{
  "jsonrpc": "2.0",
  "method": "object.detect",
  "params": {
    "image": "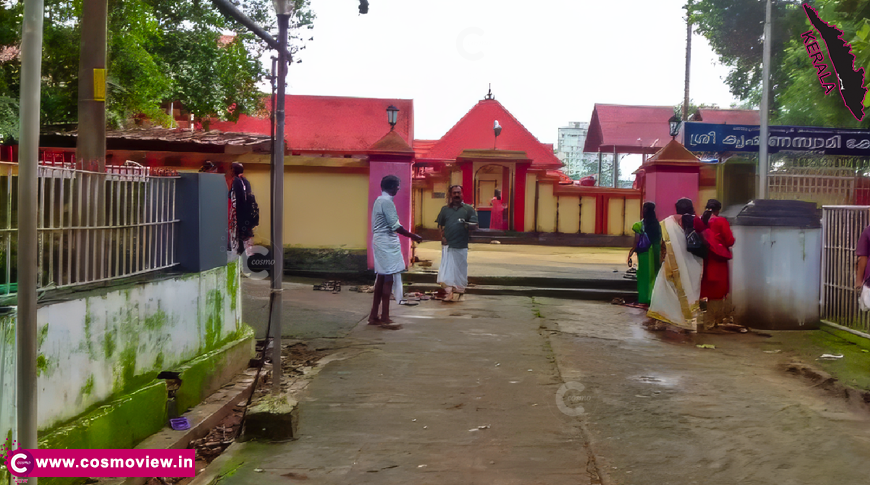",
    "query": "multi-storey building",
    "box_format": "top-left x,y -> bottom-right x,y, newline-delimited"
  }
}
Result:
556,121 -> 611,182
